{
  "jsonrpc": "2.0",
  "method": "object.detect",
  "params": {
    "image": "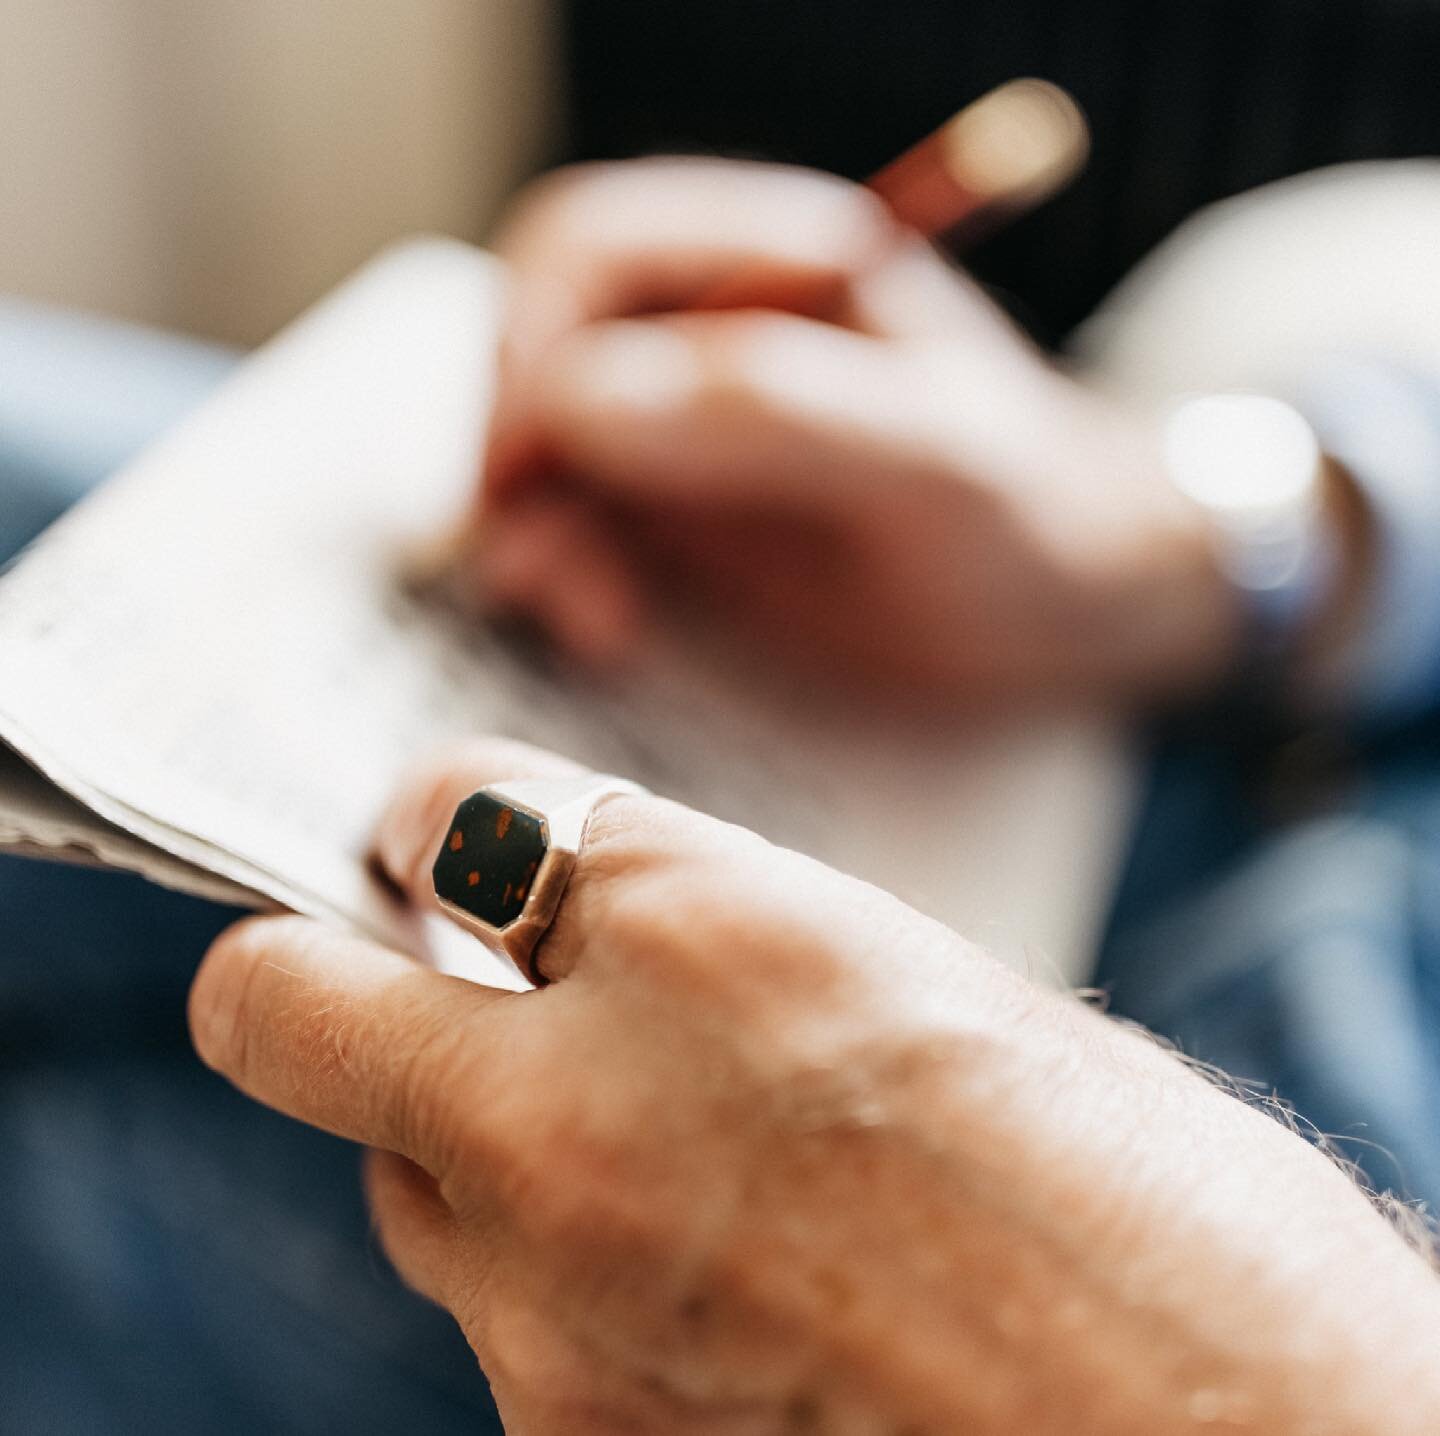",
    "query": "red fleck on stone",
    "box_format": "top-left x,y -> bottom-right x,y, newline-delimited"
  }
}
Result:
496,807 -> 513,840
